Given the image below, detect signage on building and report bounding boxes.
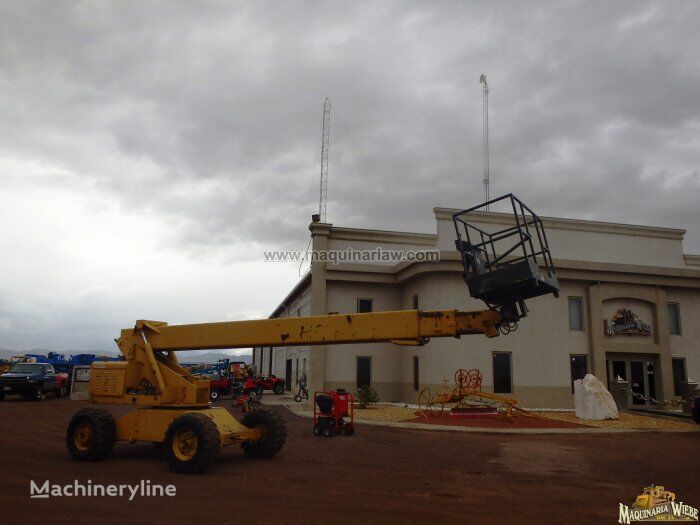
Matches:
[604,308,652,336]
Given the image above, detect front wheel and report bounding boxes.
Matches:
[294,395,302,403]
[66,408,117,461]
[164,413,221,474]
[241,408,286,458]
[272,383,284,395]
[31,386,43,401]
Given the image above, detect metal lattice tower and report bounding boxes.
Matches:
[480,74,489,211]
[318,97,331,222]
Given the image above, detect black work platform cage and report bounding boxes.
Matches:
[452,194,560,316]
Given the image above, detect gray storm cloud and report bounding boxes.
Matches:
[0,0,699,350]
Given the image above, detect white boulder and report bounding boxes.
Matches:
[574,374,619,420]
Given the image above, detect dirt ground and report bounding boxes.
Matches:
[1,397,699,525]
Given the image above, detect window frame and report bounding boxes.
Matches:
[672,357,687,396]
[492,351,513,394]
[413,356,419,392]
[357,298,373,313]
[667,302,681,335]
[356,356,372,388]
[569,354,589,394]
[568,296,584,331]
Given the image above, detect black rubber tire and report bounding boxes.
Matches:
[66,408,117,461]
[31,386,43,401]
[272,382,284,395]
[294,395,302,403]
[164,413,221,474]
[241,408,287,458]
[322,426,334,438]
[343,423,355,436]
[210,390,219,401]
[312,424,321,436]
[57,383,68,398]
[255,385,264,395]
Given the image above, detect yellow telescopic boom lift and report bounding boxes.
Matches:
[66,194,559,473]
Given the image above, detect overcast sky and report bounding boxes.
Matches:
[1,1,699,352]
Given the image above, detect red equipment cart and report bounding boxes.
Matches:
[313,389,355,437]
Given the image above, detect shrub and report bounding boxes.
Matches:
[356,384,379,409]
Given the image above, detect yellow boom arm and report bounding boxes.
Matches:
[90,309,501,408]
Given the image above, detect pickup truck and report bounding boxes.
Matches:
[0,362,69,401]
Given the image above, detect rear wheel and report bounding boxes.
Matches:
[241,408,286,458]
[322,426,334,438]
[312,424,321,436]
[67,408,117,461]
[255,385,264,395]
[165,413,221,474]
[272,382,284,395]
[210,390,219,401]
[294,394,302,403]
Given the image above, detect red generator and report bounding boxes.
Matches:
[313,389,355,437]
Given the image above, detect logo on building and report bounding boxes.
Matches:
[618,485,698,523]
[604,308,652,336]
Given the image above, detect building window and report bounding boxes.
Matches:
[568,297,583,331]
[413,356,419,391]
[268,347,273,376]
[570,355,588,393]
[356,356,371,387]
[672,358,686,396]
[492,352,512,394]
[667,303,681,335]
[412,294,419,310]
[357,298,373,313]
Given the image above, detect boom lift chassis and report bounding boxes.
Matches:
[66,194,559,473]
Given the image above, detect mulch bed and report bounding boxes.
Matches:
[406,414,592,429]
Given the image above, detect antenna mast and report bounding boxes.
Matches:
[319,97,331,222]
[480,74,490,211]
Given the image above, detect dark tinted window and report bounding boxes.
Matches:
[492,353,512,394]
[570,355,588,393]
[667,303,681,335]
[357,298,373,313]
[413,356,419,391]
[568,297,583,330]
[672,358,686,396]
[356,357,371,387]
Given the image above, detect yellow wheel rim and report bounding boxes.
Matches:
[73,421,94,451]
[172,429,198,461]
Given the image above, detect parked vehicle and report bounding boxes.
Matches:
[254,375,286,395]
[0,362,69,401]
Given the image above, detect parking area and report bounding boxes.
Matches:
[1,397,699,524]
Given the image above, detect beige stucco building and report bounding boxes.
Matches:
[253,208,700,409]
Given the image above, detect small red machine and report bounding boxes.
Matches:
[313,389,355,437]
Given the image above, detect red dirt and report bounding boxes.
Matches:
[1,397,699,524]
[407,414,591,429]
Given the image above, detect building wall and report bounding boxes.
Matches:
[266,211,699,408]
